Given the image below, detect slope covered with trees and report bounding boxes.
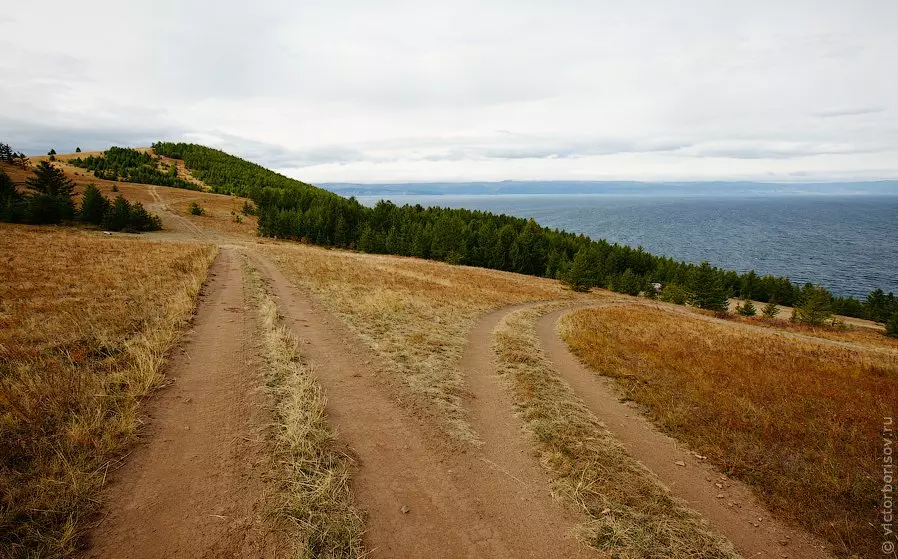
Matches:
[70,147,200,190]
[155,141,895,323]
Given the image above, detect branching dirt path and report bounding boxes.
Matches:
[247,252,596,558]
[85,248,287,558]
[535,304,834,559]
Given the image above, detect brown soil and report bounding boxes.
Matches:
[84,248,288,558]
[536,304,834,559]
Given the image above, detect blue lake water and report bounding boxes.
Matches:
[356,195,898,299]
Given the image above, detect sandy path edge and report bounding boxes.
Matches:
[536,304,834,559]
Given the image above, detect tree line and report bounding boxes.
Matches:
[151,141,895,332]
[70,147,201,190]
[1,150,160,232]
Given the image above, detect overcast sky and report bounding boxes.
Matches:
[2,0,897,183]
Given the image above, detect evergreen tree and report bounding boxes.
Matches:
[75,147,82,153]
[79,184,110,225]
[886,312,898,338]
[0,143,12,163]
[24,161,76,223]
[103,195,132,231]
[562,247,601,292]
[659,283,689,305]
[687,261,729,311]
[792,285,833,326]
[761,299,779,319]
[736,299,757,317]
[0,169,23,222]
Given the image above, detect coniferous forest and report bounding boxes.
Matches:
[152,142,897,324]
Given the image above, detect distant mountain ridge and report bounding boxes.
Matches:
[320,180,898,197]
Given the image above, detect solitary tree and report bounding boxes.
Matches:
[75,147,82,153]
[761,299,779,319]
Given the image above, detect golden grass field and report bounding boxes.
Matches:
[561,304,898,558]
[2,160,258,238]
[0,224,216,558]
[256,241,573,443]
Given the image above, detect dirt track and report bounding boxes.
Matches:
[83,185,838,558]
[86,248,286,558]
[247,252,595,558]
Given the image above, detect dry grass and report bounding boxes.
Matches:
[493,304,739,558]
[0,224,216,558]
[1,161,258,238]
[561,304,898,558]
[255,241,572,443]
[242,257,365,558]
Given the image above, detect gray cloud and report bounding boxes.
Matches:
[1,0,897,181]
[812,107,885,118]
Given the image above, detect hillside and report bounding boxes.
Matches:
[2,144,894,558]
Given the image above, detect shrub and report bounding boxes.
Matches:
[659,283,689,305]
[241,200,256,216]
[736,299,757,317]
[189,201,205,216]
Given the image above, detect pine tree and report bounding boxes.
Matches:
[886,312,898,338]
[79,184,110,225]
[792,285,833,326]
[562,247,601,292]
[24,161,76,223]
[0,168,23,222]
[26,161,75,197]
[0,143,12,163]
[75,147,82,153]
[687,261,729,311]
[761,299,779,319]
[736,299,757,316]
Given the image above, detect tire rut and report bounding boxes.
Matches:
[245,252,596,558]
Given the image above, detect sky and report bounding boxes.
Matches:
[1,0,897,183]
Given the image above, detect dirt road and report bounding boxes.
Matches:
[247,252,595,558]
[85,248,286,558]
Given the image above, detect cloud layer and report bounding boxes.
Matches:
[2,0,897,182]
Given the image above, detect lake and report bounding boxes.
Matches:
[356,194,898,299]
